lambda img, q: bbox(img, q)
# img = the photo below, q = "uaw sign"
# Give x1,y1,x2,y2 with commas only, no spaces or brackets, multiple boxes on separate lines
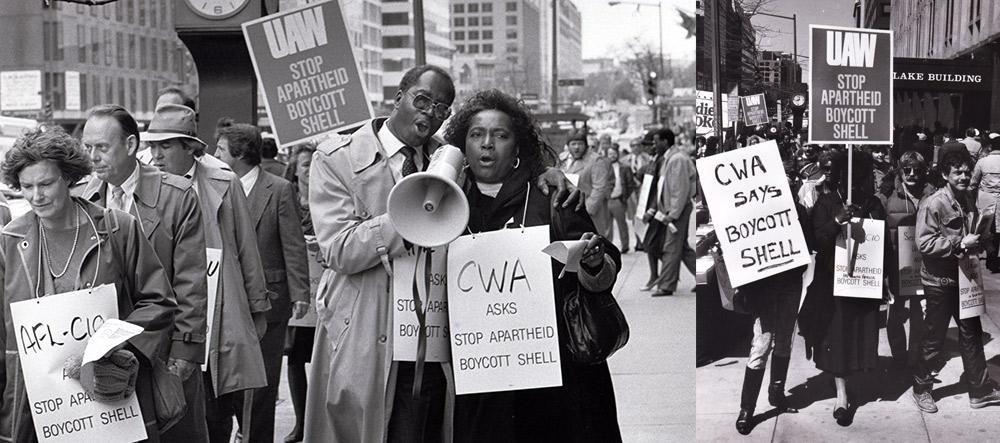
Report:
243,0,372,148
696,140,810,287
809,25,893,144
741,93,768,126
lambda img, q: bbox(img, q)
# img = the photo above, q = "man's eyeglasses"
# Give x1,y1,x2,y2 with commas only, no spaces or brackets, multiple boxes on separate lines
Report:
901,167,924,175
407,91,451,120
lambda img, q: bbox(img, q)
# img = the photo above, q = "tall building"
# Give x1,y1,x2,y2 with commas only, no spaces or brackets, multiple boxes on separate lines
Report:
856,0,890,30
696,0,756,92
451,0,581,108
757,50,801,89
0,1,196,125
382,0,453,103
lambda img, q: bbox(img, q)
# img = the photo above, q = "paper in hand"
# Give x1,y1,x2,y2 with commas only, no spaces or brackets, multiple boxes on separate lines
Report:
542,240,589,278
81,319,144,364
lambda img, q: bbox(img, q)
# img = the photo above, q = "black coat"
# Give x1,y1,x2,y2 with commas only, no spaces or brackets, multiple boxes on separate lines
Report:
454,165,624,443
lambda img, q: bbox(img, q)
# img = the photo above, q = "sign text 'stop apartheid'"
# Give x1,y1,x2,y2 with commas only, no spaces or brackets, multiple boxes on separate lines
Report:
809,25,893,145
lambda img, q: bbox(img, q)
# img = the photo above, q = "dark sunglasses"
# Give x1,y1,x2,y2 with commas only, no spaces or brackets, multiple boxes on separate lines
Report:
407,91,452,120
901,167,924,175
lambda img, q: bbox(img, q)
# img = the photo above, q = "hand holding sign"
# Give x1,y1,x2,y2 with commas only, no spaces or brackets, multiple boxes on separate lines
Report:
542,239,588,278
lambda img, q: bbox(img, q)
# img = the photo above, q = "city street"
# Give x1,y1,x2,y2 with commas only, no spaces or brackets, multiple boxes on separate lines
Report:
696,272,1000,442
268,239,697,442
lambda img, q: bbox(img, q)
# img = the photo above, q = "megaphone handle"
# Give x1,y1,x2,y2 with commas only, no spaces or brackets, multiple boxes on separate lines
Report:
410,247,433,399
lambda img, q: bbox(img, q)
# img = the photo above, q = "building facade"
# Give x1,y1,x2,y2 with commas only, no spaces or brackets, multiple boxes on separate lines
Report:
0,0,196,125
382,0,453,104
757,50,801,89
696,0,757,93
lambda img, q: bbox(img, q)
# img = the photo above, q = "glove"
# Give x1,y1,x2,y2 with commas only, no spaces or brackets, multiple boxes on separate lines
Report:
79,349,139,402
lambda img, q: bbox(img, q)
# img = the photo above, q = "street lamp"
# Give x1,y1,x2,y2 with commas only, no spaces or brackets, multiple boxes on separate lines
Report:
609,0,664,122
754,12,798,68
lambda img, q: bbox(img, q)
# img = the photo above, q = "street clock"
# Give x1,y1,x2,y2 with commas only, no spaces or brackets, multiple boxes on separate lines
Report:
184,0,252,20
791,93,807,108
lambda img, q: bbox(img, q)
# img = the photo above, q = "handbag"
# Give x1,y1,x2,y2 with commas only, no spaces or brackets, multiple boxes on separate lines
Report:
561,283,630,365
102,209,188,431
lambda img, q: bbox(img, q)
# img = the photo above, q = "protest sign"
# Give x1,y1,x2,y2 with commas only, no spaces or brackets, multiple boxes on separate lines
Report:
696,141,811,287
833,219,885,299
9,284,147,443
203,248,222,371
896,226,923,296
393,247,450,362
741,93,768,126
447,226,562,394
633,174,655,240
696,91,729,136
288,239,321,328
243,0,373,148
959,257,986,319
809,25,893,144
564,173,580,187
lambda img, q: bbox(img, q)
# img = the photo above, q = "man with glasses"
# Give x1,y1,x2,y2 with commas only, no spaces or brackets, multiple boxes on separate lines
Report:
305,65,580,442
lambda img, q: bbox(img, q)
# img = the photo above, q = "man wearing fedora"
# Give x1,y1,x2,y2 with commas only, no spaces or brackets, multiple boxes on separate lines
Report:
142,104,270,442
78,104,211,441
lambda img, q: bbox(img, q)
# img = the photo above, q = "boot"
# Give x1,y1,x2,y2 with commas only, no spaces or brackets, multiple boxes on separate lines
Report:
736,367,765,435
768,356,797,412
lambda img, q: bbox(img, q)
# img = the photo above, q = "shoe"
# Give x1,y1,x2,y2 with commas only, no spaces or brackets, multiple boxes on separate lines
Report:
768,382,798,413
641,282,656,291
284,425,304,443
833,405,850,426
912,389,938,413
735,409,753,435
970,386,1000,409
652,290,673,297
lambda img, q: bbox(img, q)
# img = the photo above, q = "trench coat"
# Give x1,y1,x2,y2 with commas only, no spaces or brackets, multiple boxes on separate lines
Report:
191,161,269,396
304,118,455,443
77,163,209,363
0,198,177,442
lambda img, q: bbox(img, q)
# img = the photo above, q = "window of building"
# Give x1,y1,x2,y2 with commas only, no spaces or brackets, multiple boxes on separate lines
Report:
469,31,479,40
77,25,86,63
104,30,112,66
506,15,517,25
469,17,479,26
483,30,493,39
105,77,113,103
77,73,85,110
945,0,954,46
141,80,148,112
140,37,147,70
483,44,493,53
150,0,157,28
128,35,136,69
91,28,99,65
383,36,411,48
116,32,124,68
969,0,982,33
116,1,123,21
469,4,479,13
507,30,517,39
483,16,493,26
103,2,111,19
139,0,146,26
457,44,465,53
454,4,464,13
160,0,168,29
455,31,465,40
469,44,479,54
126,0,134,24
454,17,465,27
55,22,64,61
129,78,137,111
483,3,493,12
506,2,518,12
383,12,408,26
162,39,169,72
93,75,101,110
506,43,518,53
151,39,158,70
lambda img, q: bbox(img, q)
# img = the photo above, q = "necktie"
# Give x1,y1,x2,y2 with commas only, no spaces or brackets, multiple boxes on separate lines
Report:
110,186,125,211
400,146,418,177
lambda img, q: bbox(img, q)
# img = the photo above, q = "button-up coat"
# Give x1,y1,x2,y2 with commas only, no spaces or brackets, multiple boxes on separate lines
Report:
0,198,176,441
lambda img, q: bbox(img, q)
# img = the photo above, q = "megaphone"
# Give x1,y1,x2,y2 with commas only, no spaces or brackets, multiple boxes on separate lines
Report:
388,145,470,247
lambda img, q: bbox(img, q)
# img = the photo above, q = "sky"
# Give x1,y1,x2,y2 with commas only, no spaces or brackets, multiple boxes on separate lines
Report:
577,0,695,61
752,0,856,73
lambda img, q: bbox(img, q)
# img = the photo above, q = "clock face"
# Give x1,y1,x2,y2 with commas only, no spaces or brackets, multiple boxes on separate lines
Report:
185,0,251,20
792,94,806,107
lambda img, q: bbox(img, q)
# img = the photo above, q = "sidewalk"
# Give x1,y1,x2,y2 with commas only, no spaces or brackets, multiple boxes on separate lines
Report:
696,274,1000,442
268,248,696,442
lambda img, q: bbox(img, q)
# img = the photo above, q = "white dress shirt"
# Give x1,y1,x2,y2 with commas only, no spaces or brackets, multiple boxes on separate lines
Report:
240,165,261,197
107,160,141,211
378,122,424,181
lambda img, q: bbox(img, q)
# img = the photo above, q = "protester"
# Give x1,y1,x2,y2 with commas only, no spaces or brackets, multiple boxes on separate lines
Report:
961,127,984,159
561,128,615,238
0,191,10,226
260,136,287,176
640,129,670,290
445,88,623,442
645,130,697,297
215,123,310,443
606,146,634,253
884,151,935,369
0,127,176,442
78,104,211,441
798,149,886,425
283,142,317,443
304,65,580,442
912,150,1000,413
143,89,230,171
142,104,270,442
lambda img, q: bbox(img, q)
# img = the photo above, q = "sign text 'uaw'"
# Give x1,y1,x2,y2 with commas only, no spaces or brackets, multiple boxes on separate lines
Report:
809,25,893,145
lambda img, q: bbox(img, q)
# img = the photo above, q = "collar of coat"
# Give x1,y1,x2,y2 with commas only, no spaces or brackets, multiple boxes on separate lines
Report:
325,118,444,174
2,196,120,239
78,162,169,208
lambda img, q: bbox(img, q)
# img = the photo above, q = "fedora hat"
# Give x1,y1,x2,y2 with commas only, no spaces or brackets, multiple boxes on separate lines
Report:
141,104,206,147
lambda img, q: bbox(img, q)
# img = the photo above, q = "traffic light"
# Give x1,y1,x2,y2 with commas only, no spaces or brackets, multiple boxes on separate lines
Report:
645,71,658,106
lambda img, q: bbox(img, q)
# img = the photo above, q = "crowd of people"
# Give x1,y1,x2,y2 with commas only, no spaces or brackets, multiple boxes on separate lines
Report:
698,122,1000,434
0,64,696,442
